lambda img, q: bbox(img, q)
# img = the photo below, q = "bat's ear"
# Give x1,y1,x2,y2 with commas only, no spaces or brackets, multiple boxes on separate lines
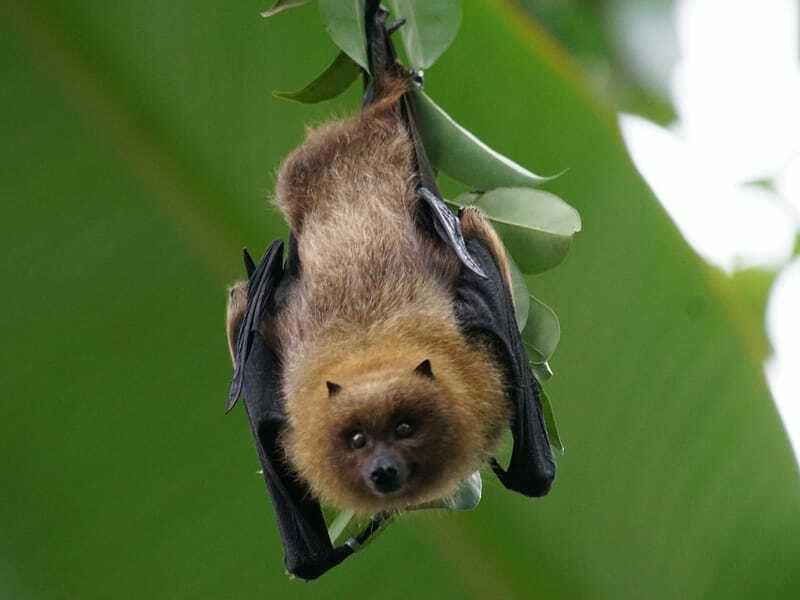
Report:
326,381,342,397
413,359,434,379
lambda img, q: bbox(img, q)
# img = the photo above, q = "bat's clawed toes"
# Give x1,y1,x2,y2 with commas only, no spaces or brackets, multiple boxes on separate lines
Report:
386,18,406,36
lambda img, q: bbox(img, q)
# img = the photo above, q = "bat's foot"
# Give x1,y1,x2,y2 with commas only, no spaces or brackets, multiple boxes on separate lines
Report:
226,280,248,365
364,0,403,99
458,206,513,291
386,18,406,35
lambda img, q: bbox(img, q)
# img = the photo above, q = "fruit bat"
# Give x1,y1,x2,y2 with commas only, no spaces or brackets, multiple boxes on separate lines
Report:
224,1,554,581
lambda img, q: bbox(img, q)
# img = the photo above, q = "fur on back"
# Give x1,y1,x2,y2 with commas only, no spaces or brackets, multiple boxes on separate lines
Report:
274,79,459,379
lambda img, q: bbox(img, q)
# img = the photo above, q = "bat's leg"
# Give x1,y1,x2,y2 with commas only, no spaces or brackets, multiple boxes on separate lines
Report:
226,280,248,365
459,206,513,292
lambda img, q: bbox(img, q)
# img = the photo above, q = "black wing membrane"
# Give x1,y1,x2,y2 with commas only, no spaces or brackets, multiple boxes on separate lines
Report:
240,329,353,580
227,240,284,413
227,241,384,580
454,238,556,497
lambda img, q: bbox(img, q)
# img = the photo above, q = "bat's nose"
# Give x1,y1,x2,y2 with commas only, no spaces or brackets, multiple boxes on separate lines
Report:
369,457,402,494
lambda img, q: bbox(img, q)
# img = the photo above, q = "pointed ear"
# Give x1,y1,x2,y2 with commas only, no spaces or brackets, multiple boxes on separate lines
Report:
326,381,342,397
414,359,434,379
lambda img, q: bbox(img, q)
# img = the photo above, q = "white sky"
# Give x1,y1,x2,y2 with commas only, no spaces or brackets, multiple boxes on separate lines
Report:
618,0,800,460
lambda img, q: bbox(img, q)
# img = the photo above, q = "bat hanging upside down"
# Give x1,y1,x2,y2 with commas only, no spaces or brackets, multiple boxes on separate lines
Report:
223,7,554,581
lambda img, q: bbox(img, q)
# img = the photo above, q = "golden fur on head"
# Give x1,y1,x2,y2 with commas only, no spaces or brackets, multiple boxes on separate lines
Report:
280,317,509,515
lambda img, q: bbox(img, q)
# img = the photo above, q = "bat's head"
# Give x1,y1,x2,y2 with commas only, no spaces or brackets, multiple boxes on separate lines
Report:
283,357,496,515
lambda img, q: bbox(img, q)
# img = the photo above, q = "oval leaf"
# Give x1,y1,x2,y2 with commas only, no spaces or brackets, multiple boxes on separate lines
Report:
318,0,369,71
273,51,361,104
326,508,355,543
440,470,482,510
410,471,483,511
523,291,560,364
465,187,581,274
324,507,392,550
261,0,309,18
537,385,564,454
411,88,553,190
509,255,530,332
387,0,462,70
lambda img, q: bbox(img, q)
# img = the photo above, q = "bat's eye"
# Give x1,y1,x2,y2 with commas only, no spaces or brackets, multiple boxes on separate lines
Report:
395,422,413,439
349,431,367,450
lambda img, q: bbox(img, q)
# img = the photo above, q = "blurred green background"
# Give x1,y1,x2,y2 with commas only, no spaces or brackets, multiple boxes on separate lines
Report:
2,1,798,598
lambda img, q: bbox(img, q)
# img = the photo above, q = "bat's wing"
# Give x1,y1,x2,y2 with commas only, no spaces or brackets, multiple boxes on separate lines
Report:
227,239,383,581
454,237,556,497
227,240,284,413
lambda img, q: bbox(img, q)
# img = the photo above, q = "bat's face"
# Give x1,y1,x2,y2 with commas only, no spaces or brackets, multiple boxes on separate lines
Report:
283,359,479,514
333,390,453,504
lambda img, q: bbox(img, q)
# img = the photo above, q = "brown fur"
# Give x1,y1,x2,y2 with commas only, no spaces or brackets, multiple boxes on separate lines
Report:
459,206,514,292
226,280,247,363
226,76,515,515
280,315,507,514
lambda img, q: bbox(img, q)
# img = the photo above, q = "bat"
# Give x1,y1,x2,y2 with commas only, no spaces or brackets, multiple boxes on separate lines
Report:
224,1,554,580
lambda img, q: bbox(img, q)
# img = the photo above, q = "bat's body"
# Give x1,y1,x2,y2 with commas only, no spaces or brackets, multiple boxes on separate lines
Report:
224,4,554,580
230,78,513,515
276,78,512,514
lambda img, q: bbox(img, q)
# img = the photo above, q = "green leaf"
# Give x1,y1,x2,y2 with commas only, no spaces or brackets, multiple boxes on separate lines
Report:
327,508,355,543
411,88,553,190
261,0,309,18
386,0,462,70
456,187,581,274
509,254,530,332
273,51,361,104
531,360,554,382
318,0,369,71
523,291,560,364
438,471,482,511
411,471,483,511
324,507,393,550
537,384,564,454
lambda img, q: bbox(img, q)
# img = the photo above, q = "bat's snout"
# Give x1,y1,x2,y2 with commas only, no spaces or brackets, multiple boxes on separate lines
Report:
366,450,408,495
